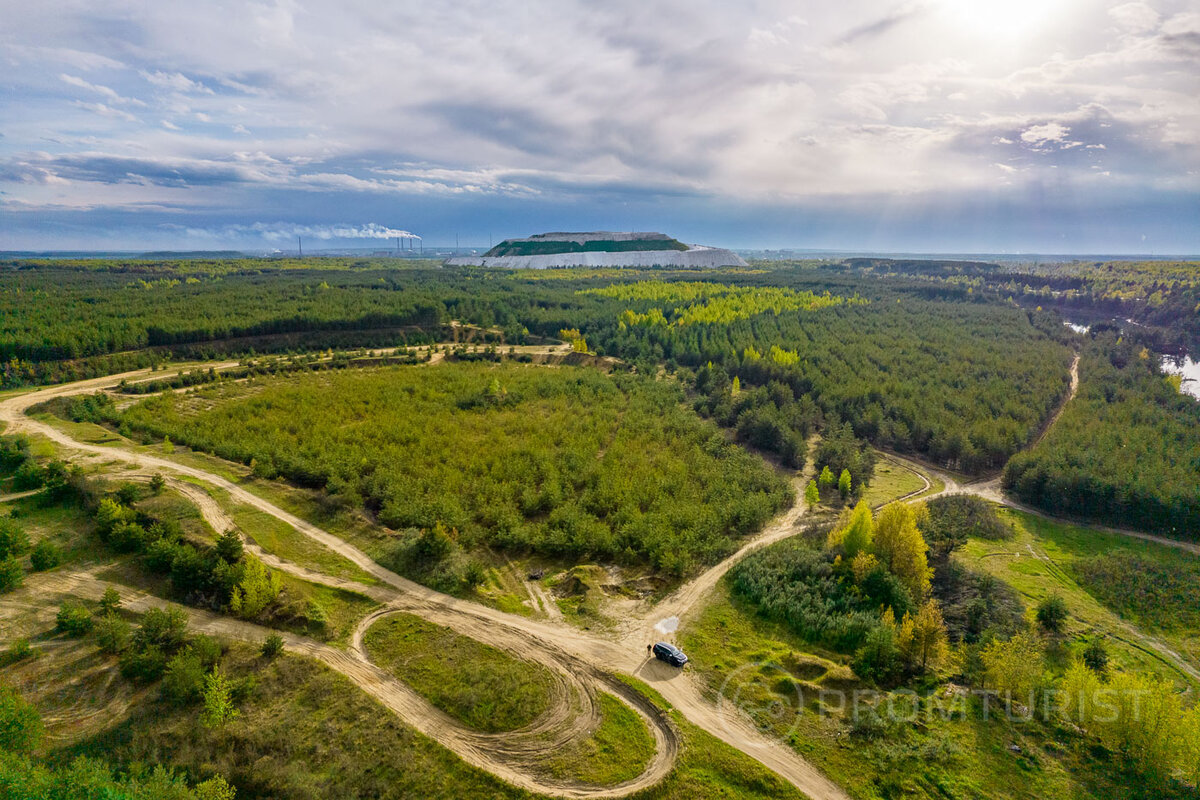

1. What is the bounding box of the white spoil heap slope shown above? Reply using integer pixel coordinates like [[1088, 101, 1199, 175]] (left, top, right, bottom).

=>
[[447, 244, 747, 269]]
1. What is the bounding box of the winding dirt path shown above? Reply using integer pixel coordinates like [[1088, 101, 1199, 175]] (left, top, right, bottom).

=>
[[0, 365, 849, 800]]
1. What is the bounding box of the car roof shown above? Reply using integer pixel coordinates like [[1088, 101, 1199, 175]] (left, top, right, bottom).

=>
[[655, 641, 681, 652]]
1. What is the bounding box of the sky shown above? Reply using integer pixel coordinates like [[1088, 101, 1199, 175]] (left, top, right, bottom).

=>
[[1, 0, 1198, 253]]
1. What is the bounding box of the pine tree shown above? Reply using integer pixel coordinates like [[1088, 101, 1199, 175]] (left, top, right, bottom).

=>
[[818, 465, 835, 488], [804, 479, 820, 507], [838, 469, 852, 499], [201, 666, 238, 729]]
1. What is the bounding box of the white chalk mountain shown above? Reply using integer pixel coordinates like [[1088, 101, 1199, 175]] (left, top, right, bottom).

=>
[[445, 232, 747, 269]]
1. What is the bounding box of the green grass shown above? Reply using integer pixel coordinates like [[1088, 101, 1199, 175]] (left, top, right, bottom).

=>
[[214, 489, 381, 586], [362, 612, 554, 733], [136, 490, 216, 543], [678, 579, 1184, 800], [0, 495, 99, 569], [862, 457, 928, 507], [274, 574, 379, 646], [961, 509, 1200, 682], [542, 692, 655, 786]]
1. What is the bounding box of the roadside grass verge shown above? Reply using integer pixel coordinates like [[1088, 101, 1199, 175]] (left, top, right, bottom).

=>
[[210, 487, 381, 586], [541, 692, 655, 786], [362, 612, 554, 732]]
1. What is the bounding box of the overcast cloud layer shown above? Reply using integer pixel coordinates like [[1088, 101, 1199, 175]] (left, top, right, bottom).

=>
[[1, 0, 1198, 252]]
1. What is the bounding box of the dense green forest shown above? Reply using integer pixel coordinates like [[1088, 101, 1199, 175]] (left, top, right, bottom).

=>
[[846, 258, 1200, 350], [1003, 335, 1200, 538], [104, 363, 792, 575], [3, 260, 1075, 477], [588, 293, 1072, 473]]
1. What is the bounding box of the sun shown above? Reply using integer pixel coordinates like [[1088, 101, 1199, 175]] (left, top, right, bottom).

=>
[[939, 0, 1064, 38]]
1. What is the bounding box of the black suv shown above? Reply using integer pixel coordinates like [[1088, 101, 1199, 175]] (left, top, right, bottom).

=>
[[652, 642, 688, 667]]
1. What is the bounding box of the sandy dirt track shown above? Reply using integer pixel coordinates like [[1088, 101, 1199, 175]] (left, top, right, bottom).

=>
[[0, 363, 850, 800]]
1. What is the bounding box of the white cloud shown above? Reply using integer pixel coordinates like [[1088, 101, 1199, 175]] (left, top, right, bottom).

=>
[[1021, 122, 1071, 147], [1108, 2, 1160, 34], [140, 70, 214, 94], [71, 101, 138, 122]]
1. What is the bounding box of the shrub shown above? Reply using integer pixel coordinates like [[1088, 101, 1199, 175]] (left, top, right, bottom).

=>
[[852, 618, 903, 687], [99, 587, 121, 615], [119, 644, 168, 682], [0, 684, 43, 755], [29, 540, 61, 572], [132, 607, 189, 654], [162, 650, 206, 704], [0, 556, 22, 594], [1036, 593, 1069, 634], [1, 638, 33, 666], [55, 601, 93, 636], [95, 613, 131, 654], [189, 635, 223, 669], [1082, 638, 1109, 674], [0, 519, 29, 559], [261, 634, 284, 658]]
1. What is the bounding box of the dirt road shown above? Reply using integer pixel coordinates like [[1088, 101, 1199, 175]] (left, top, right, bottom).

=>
[[0, 363, 850, 800]]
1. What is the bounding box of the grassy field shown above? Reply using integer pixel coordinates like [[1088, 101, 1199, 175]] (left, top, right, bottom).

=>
[[362, 612, 555, 733], [679, 581, 1179, 800], [274, 574, 379, 646], [541, 692, 655, 786], [861, 457, 928, 507], [961, 509, 1200, 684], [212, 488, 382, 586]]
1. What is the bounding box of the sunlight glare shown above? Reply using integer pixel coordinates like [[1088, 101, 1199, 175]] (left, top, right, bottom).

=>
[[940, 0, 1062, 38]]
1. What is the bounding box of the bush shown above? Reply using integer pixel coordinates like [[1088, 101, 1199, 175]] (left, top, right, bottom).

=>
[[55, 601, 93, 636], [132, 607, 190, 654], [1036, 593, 1069, 634], [119, 644, 168, 682], [99, 587, 121, 615], [188, 634, 223, 669], [0, 684, 42, 755], [1, 638, 33, 667], [1082, 638, 1109, 674], [95, 612, 131, 654], [852, 621, 903, 687], [0, 556, 22, 594], [261, 633, 284, 658], [162, 650, 206, 704], [29, 540, 60, 572], [0, 519, 29, 560]]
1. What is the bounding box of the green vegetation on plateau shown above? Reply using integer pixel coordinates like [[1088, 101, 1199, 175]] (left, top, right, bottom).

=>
[[362, 612, 554, 733], [108, 363, 792, 575], [487, 237, 689, 256]]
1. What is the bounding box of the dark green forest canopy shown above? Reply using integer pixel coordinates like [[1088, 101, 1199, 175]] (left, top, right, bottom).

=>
[[109, 363, 793, 575], [1004, 336, 1200, 538], [3, 260, 1072, 474]]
